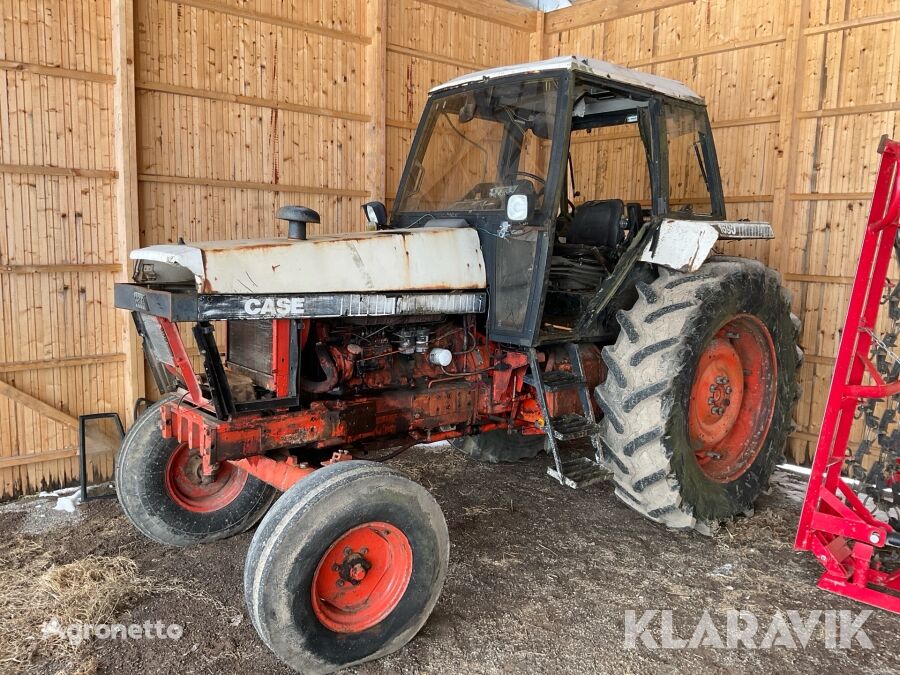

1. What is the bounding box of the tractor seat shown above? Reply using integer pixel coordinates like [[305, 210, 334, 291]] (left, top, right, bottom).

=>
[[566, 199, 626, 248]]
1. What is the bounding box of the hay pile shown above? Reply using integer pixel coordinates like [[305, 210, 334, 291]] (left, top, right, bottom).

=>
[[0, 538, 153, 674]]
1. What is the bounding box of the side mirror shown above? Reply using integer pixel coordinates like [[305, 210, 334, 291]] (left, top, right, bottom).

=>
[[506, 194, 534, 224], [362, 201, 388, 230]]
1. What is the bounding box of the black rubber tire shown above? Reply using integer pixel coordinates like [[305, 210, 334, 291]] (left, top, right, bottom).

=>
[[114, 396, 278, 546], [244, 460, 449, 674], [449, 429, 545, 463], [595, 258, 801, 533]]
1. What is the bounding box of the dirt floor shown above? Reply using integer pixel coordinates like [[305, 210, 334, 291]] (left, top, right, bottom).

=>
[[2, 444, 899, 674]]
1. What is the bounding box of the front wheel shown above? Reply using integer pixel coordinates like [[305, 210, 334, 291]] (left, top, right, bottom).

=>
[[596, 259, 800, 532], [244, 461, 449, 674], [115, 396, 278, 546]]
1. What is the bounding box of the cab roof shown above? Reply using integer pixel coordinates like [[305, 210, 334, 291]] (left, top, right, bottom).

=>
[[429, 55, 704, 105]]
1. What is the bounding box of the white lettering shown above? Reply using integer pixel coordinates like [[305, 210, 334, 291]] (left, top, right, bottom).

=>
[[243, 297, 304, 316], [624, 610, 658, 648], [838, 609, 873, 649]]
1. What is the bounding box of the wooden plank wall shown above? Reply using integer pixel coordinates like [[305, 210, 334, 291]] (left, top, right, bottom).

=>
[[384, 0, 537, 210], [545, 0, 900, 461], [0, 0, 536, 497], [2, 0, 896, 496], [0, 0, 128, 497]]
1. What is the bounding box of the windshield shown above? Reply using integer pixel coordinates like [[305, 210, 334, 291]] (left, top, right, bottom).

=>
[[395, 78, 559, 216]]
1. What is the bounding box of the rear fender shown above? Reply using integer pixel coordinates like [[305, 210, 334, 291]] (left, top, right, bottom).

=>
[[641, 219, 774, 272]]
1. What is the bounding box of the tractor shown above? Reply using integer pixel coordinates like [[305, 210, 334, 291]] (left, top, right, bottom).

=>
[[114, 56, 800, 672]]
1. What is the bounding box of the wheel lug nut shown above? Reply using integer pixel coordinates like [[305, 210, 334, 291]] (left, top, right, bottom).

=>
[[709, 384, 717, 392], [343, 547, 352, 556], [360, 547, 368, 555], [724, 399, 731, 407], [725, 386, 732, 394], [337, 579, 345, 586], [707, 396, 715, 405], [332, 563, 340, 571]]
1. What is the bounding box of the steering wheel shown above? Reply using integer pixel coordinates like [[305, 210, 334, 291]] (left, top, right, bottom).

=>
[[514, 170, 546, 186], [514, 171, 546, 198]]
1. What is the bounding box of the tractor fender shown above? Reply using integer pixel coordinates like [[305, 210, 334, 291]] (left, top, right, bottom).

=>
[[640, 219, 774, 273]]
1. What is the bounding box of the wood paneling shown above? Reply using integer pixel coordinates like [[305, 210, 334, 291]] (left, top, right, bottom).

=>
[[546, 0, 900, 461], [0, 0, 122, 497], [2, 0, 895, 496]]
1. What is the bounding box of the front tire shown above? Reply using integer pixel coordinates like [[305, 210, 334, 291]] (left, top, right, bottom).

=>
[[115, 396, 278, 546], [244, 461, 449, 674], [596, 259, 800, 532]]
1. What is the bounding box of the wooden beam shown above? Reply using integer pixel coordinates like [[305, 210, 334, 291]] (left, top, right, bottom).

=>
[[0, 164, 118, 179], [544, 0, 691, 34], [804, 11, 900, 35], [386, 44, 492, 73], [0, 353, 127, 374], [135, 81, 372, 124], [419, 0, 538, 32], [0, 379, 80, 429], [366, 0, 388, 203], [627, 35, 786, 68], [797, 101, 900, 120], [160, 0, 371, 44], [769, 0, 811, 275], [137, 173, 370, 198], [0, 264, 123, 274], [0, 379, 121, 467], [112, 0, 144, 426], [530, 9, 546, 62], [0, 59, 115, 84]]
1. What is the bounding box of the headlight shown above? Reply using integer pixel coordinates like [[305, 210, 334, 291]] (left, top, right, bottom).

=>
[[506, 194, 532, 223]]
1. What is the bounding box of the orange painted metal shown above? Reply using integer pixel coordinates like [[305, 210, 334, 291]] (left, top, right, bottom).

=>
[[157, 336, 606, 491], [688, 314, 777, 482], [227, 455, 315, 491], [310, 521, 413, 633], [164, 441, 249, 512]]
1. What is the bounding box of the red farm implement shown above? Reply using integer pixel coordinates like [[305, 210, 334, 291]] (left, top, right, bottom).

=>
[[796, 135, 900, 612]]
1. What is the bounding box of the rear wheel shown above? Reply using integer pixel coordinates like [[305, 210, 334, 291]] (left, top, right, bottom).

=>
[[595, 259, 800, 532], [244, 461, 448, 674], [450, 429, 545, 463], [115, 396, 278, 546]]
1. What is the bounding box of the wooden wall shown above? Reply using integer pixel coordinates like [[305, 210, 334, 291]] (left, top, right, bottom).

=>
[[0, 0, 131, 497], [384, 0, 537, 210], [1, 0, 896, 495], [544, 0, 900, 462], [0, 0, 537, 497]]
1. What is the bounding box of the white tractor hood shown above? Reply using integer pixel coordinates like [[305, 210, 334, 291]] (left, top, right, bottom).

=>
[[131, 227, 487, 295]]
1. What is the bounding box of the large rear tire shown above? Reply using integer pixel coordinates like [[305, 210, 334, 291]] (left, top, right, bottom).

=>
[[115, 396, 278, 546], [595, 258, 800, 532], [244, 460, 449, 674], [450, 429, 545, 463]]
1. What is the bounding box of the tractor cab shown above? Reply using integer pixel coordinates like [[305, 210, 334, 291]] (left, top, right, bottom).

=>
[[389, 56, 759, 346]]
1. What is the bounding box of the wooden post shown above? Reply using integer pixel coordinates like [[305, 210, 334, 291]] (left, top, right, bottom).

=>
[[111, 0, 144, 423], [365, 0, 388, 206], [530, 8, 546, 61]]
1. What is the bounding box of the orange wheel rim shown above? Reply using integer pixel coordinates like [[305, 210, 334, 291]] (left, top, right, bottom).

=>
[[163, 442, 248, 512], [311, 521, 413, 633], [688, 314, 777, 483]]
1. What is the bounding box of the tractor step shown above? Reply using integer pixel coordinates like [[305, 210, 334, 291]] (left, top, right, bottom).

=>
[[549, 414, 601, 441], [547, 457, 611, 489], [524, 369, 586, 392], [526, 346, 607, 490]]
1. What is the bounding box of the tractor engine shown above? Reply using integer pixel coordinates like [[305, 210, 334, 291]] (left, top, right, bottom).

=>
[[299, 317, 470, 394]]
